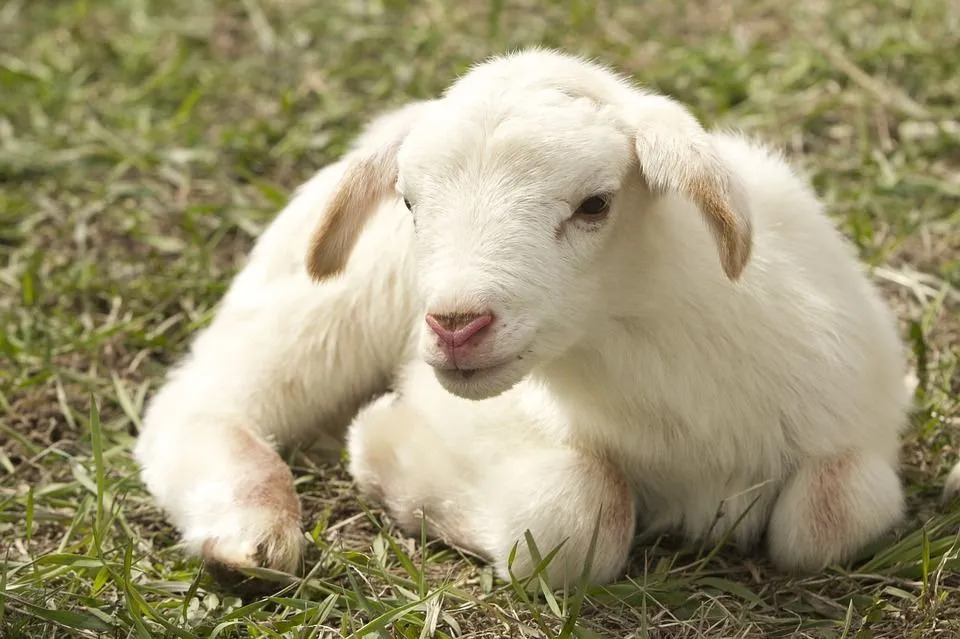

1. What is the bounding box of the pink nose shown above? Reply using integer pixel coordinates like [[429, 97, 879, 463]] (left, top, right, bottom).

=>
[[425, 312, 493, 348]]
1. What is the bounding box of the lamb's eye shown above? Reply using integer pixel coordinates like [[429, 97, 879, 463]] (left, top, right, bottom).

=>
[[403, 198, 412, 211], [575, 195, 610, 217]]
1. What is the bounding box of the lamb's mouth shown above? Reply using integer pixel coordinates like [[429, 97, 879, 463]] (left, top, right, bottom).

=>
[[433, 358, 511, 383], [427, 344, 534, 398]]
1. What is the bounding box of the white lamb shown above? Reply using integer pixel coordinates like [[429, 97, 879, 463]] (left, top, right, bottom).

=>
[[134, 48, 957, 589]]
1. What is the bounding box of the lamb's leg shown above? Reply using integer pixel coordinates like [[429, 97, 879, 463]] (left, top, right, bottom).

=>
[[766, 451, 903, 570], [346, 383, 635, 589], [135, 159, 418, 583]]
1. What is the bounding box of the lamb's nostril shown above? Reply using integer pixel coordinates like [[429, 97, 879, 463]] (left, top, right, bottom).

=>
[[425, 312, 494, 348]]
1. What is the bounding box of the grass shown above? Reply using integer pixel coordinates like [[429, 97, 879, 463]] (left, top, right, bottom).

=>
[[1, 0, 958, 636]]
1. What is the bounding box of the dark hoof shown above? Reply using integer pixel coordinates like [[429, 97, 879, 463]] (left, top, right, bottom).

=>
[[202, 559, 278, 597]]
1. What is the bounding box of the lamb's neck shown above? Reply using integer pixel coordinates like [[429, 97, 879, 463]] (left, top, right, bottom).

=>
[[532, 316, 651, 420]]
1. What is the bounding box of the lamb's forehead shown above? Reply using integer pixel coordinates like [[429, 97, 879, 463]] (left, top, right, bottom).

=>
[[397, 87, 632, 194], [395, 50, 640, 195], [424, 84, 625, 139], [399, 81, 629, 174]]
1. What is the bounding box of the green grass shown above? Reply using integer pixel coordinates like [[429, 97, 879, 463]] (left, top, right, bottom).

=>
[[1, 0, 958, 636]]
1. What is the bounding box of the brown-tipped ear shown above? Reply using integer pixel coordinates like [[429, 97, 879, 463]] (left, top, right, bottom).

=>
[[632, 95, 753, 281], [306, 149, 398, 281], [306, 100, 434, 281], [684, 172, 752, 281]]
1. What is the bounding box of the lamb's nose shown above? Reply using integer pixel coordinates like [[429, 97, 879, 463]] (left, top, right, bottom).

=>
[[425, 312, 494, 348]]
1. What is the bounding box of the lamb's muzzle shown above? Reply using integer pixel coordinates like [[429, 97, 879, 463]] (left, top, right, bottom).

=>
[[425, 311, 494, 351]]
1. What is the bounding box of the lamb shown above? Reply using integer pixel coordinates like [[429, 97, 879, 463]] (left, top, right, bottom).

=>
[[134, 48, 957, 590]]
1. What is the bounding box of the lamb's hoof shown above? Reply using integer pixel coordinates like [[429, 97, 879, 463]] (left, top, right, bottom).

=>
[[199, 524, 304, 596], [202, 556, 280, 598]]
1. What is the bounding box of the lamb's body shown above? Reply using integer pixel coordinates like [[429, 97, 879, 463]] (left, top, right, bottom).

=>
[[347, 131, 907, 583], [135, 50, 941, 589]]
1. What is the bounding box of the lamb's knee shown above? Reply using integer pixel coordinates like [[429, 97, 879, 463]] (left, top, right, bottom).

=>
[[767, 451, 903, 571], [346, 394, 462, 533], [191, 428, 303, 573], [489, 451, 635, 589], [346, 394, 431, 504], [137, 418, 306, 593], [346, 393, 402, 503]]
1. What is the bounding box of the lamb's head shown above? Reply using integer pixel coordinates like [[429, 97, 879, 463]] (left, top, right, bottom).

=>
[[307, 49, 752, 400]]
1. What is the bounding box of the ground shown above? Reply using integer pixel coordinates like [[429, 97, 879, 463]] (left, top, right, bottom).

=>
[[1, 0, 958, 637]]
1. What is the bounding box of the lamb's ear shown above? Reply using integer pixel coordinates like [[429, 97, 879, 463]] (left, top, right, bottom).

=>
[[632, 95, 753, 281], [306, 102, 430, 281], [306, 145, 401, 280]]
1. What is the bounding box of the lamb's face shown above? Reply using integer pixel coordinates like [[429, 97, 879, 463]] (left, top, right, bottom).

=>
[[396, 93, 635, 400], [306, 54, 752, 397]]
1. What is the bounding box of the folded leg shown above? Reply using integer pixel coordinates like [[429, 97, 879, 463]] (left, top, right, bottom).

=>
[[135, 110, 424, 577], [347, 363, 635, 589], [767, 450, 903, 570]]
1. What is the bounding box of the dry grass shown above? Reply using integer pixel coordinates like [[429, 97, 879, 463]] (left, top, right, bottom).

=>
[[1, 0, 958, 637]]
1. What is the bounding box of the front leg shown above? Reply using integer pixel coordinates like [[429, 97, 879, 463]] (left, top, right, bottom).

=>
[[136, 160, 418, 583], [766, 450, 904, 570], [347, 369, 636, 589], [146, 420, 304, 581]]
